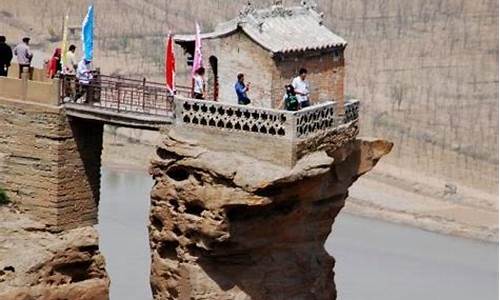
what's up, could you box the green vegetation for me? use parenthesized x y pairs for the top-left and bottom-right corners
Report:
(0, 187), (9, 205)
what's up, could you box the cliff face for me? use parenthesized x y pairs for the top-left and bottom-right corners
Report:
(148, 127), (392, 299)
(0, 206), (109, 300)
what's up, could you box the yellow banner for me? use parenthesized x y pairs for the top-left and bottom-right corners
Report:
(60, 13), (69, 67)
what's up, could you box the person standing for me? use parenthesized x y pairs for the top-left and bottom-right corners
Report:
(193, 67), (206, 100)
(281, 84), (299, 111)
(63, 45), (78, 75)
(61, 45), (78, 101)
(13, 37), (33, 78)
(0, 36), (13, 77)
(292, 68), (310, 109)
(76, 58), (93, 103)
(235, 73), (251, 105)
(47, 48), (62, 79)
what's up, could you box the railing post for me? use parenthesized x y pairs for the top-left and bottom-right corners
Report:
(52, 78), (61, 106)
(58, 75), (64, 104)
(174, 97), (183, 125)
(20, 69), (29, 101)
(116, 82), (121, 112)
(94, 68), (101, 103)
(142, 77), (146, 113)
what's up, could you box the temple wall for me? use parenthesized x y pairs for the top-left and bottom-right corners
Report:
(272, 49), (345, 110)
(203, 32), (276, 108)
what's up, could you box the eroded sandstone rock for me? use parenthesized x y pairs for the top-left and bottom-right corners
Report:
(0, 206), (109, 300)
(149, 126), (392, 300)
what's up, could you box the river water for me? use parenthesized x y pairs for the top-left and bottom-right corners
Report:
(97, 167), (498, 300)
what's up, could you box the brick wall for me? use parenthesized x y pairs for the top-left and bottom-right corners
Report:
(272, 48), (345, 110)
(204, 33), (275, 108)
(0, 98), (103, 230)
(177, 33), (345, 111)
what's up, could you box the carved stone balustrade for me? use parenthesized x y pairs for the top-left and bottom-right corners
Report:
(172, 97), (360, 167)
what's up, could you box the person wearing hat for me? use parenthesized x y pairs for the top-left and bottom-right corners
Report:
(13, 37), (33, 78)
(0, 36), (13, 77)
(75, 58), (93, 103)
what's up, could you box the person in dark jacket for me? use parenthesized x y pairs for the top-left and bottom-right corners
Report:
(283, 84), (299, 111)
(0, 36), (13, 77)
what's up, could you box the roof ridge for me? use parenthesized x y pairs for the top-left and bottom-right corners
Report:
(175, 1), (346, 54)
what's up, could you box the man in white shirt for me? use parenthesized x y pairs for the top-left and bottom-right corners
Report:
(193, 67), (206, 100)
(75, 58), (93, 103)
(13, 37), (33, 78)
(63, 45), (78, 75)
(292, 68), (310, 109)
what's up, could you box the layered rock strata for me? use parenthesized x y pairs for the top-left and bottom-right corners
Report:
(0, 206), (109, 300)
(149, 125), (392, 299)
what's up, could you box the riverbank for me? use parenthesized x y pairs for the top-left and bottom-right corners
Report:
(101, 127), (499, 243)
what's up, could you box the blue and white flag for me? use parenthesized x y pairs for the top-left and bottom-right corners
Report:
(81, 5), (94, 61)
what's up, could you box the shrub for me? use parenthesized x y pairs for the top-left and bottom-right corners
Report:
(0, 187), (9, 205)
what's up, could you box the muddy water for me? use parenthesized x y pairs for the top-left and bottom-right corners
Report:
(97, 168), (153, 300)
(97, 167), (498, 300)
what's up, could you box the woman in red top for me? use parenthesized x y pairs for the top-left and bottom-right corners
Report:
(47, 48), (62, 79)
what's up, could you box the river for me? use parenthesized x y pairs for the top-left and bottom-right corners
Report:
(97, 167), (498, 300)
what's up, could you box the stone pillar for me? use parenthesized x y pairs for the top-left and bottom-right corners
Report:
(0, 98), (103, 230)
(148, 126), (392, 299)
(333, 61), (345, 117)
(20, 69), (29, 100)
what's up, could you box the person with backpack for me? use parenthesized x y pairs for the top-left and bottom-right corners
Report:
(281, 84), (299, 111)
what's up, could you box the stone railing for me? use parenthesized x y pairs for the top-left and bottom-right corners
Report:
(345, 99), (360, 123)
(175, 97), (360, 140)
(175, 96), (293, 138)
(294, 102), (338, 138)
(0, 73), (60, 106)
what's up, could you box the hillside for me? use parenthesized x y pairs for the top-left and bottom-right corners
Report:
(0, 0), (498, 193)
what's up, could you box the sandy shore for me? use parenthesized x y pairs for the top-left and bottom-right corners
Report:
(101, 128), (498, 243)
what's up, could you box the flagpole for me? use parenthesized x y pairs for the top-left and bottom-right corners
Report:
(60, 10), (69, 69)
(191, 22), (202, 98)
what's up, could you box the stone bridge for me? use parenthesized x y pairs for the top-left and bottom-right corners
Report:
(0, 70), (359, 231)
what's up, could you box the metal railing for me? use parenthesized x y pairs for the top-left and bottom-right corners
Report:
(60, 74), (191, 117)
(59, 73), (360, 136)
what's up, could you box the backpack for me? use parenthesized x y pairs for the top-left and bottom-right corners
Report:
(285, 94), (299, 111)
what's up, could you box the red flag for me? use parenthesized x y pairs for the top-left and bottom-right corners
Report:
(165, 32), (176, 93)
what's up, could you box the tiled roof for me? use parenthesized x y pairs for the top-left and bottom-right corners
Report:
(174, 3), (346, 54)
